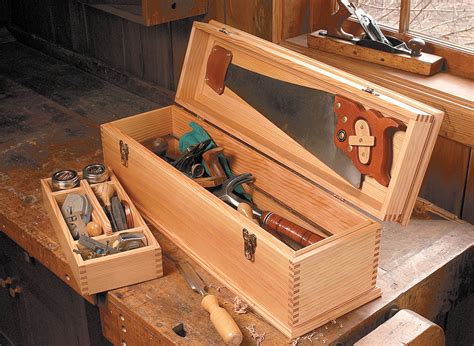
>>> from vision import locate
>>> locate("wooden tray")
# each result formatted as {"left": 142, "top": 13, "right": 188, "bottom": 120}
{"left": 41, "top": 172, "right": 162, "bottom": 296}
{"left": 100, "top": 21, "right": 442, "bottom": 338}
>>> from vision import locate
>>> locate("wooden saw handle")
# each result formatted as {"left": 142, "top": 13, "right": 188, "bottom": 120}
{"left": 260, "top": 212, "right": 324, "bottom": 247}
{"left": 334, "top": 95, "right": 403, "bottom": 187}
{"left": 201, "top": 294, "right": 243, "bottom": 345}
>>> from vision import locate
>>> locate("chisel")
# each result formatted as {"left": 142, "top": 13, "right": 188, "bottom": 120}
{"left": 177, "top": 262, "right": 243, "bottom": 345}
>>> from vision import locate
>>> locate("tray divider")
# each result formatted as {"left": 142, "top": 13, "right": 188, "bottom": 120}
{"left": 82, "top": 179, "right": 113, "bottom": 235}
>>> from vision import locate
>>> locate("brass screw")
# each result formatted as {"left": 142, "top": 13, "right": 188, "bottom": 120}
{"left": 336, "top": 102, "right": 341, "bottom": 109}
{"left": 342, "top": 116, "right": 347, "bottom": 123}
{"left": 348, "top": 145, "right": 353, "bottom": 152}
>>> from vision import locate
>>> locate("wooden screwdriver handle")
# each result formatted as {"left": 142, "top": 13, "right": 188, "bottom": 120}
{"left": 202, "top": 147, "right": 226, "bottom": 177}
{"left": 260, "top": 212, "right": 324, "bottom": 247}
{"left": 201, "top": 294, "right": 243, "bottom": 345}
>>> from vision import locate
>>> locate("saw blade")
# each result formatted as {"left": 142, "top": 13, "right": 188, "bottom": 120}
{"left": 224, "top": 64, "right": 363, "bottom": 187}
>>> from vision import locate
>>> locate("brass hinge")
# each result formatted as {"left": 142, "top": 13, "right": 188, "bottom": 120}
{"left": 119, "top": 140, "right": 129, "bottom": 167}
{"left": 243, "top": 229, "right": 257, "bottom": 262}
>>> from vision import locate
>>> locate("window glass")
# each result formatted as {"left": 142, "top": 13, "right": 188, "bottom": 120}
{"left": 353, "top": 0, "right": 401, "bottom": 28}
{"left": 409, "top": 0, "right": 473, "bottom": 47}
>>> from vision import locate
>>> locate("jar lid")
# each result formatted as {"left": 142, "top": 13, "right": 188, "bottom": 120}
{"left": 51, "top": 169, "right": 80, "bottom": 191}
{"left": 83, "top": 164, "right": 109, "bottom": 184}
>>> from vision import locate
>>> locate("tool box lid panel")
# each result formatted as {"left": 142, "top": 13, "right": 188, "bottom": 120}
{"left": 175, "top": 21, "right": 443, "bottom": 225}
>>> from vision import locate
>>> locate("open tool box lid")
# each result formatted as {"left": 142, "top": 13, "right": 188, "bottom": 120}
{"left": 175, "top": 21, "right": 443, "bottom": 225}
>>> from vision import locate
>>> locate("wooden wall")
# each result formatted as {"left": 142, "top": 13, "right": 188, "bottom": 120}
{"left": 9, "top": 0, "right": 204, "bottom": 91}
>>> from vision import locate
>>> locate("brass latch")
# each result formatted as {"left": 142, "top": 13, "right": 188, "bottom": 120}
{"left": 119, "top": 140, "right": 129, "bottom": 167}
{"left": 243, "top": 229, "right": 256, "bottom": 262}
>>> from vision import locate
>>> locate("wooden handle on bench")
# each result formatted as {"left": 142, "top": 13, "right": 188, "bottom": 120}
{"left": 201, "top": 294, "right": 243, "bottom": 345}
{"left": 260, "top": 211, "right": 324, "bottom": 247}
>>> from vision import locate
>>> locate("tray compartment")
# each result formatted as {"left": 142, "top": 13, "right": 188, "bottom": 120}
{"left": 41, "top": 171, "right": 162, "bottom": 295}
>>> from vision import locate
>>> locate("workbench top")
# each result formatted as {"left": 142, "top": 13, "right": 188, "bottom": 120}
{"left": 1, "top": 38, "right": 473, "bottom": 345}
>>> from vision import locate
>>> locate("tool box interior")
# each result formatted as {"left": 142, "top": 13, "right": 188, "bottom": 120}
{"left": 41, "top": 172, "right": 163, "bottom": 296}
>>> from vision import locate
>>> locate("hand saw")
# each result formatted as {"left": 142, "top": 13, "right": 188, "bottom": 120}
{"left": 205, "top": 45, "right": 403, "bottom": 187}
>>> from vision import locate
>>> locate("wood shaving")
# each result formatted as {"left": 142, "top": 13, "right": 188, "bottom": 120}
{"left": 291, "top": 331, "right": 318, "bottom": 344}
{"left": 233, "top": 296, "right": 249, "bottom": 314}
{"left": 208, "top": 284, "right": 226, "bottom": 292}
{"left": 291, "top": 337, "right": 300, "bottom": 345}
{"left": 245, "top": 324, "right": 265, "bottom": 345}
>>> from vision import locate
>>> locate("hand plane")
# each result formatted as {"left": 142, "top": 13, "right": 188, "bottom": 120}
{"left": 307, "top": 0, "right": 444, "bottom": 75}
{"left": 323, "top": 0, "right": 424, "bottom": 56}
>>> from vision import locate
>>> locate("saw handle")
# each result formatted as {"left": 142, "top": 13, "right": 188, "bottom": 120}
{"left": 260, "top": 212, "right": 324, "bottom": 247}
{"left": 334, "top": 95, "right": 403, "bottom": 187}
{"left": 201, "top": 294, "right": 243, "bottom": 345}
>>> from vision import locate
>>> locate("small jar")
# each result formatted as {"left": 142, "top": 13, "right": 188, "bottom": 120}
{"left": 51, "top": 169, "right": 80, "bottom": 191}
{"left": 82, "top": 163, "right": 109, "bottom": 184}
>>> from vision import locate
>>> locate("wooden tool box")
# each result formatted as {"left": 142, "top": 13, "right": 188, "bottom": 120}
{"left": 41, "top": 172, "right": 162, "bottom": 295}
{"left": 100, "top": 21, "right": 443, "bottom": 338}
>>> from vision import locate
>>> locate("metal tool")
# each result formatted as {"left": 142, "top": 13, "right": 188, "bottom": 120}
{"left": 212, "top": 174, "right": 325, "bottom": 247}
{"left": 82, "top": 163, "right": 109, "bottom": 184}
{"left": 322, "top": 0, "right": 425, "bottom": 57}
{"left": 112, "top": 232, "right": 147, "bottom": 251}
{"left": 177, "top": 262, "right": 243, "bottom": 345}
{"left": 172, "top": 139, "right": 212, "bottom": 176}
{"left": 111, "top": 196, "right": 127, "bottom": 231}
{"left": 74, "top": 235, "right": 119, "bottom": 260}
{"left": 61, "top": 194, "right": 92, "bottom": 240}
{"left": 209, "top": 56, "right": 402, "bottom": 187}
{"left": 51, "top": 169, "right": 80, "bottom": 191}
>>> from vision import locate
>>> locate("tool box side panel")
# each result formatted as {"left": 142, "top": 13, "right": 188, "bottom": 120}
{"left": 105, "top": 106, "right": 175, "bottom": 143}
{"left": 383, "top": 118, "right": 437, "bottom": 223}
{"left": 41, "top": 179, "right": 87, "bottom": 295}
{"left": 101, "top": 124, "right": 295, "bottom": 334}
{"left": 291, "top": 223, "right": 381, "bottom": 328}
{"left": 82, "top": 247, "right": 162, "bottom": 294}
